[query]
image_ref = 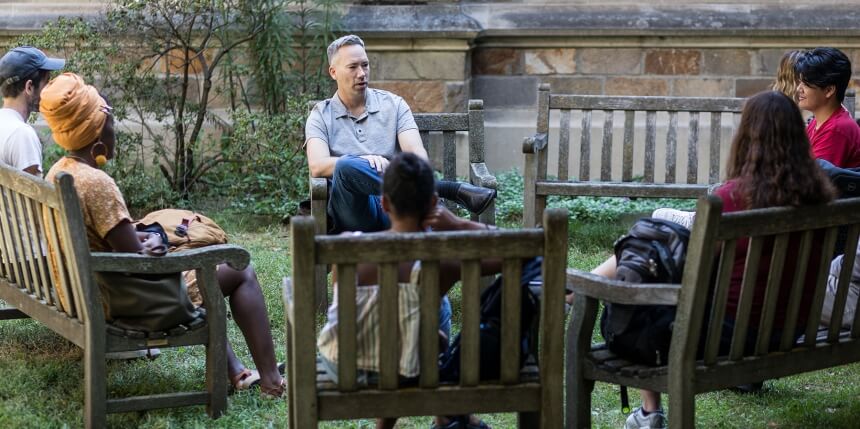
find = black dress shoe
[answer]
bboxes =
[453,183,497,215]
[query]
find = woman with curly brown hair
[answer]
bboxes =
[772,49,806,101]
[590,91,836,429]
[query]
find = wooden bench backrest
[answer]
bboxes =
[0,164,95,324]
[537,84,745,185]
[290,208,567,397]
[538,85,858,187]
[307,99,485,181]
[674,195,860,368]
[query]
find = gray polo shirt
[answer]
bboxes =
[305,88,418,159]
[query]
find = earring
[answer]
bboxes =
[91,142,108,168]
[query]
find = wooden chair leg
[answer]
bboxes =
[518,411,540,429]
[570,379,595,429]
[669,388,695,429]
[84,340,106,429]
[202,266,228,419]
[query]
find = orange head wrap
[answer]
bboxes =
[39,72,109,151]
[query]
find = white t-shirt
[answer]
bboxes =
[0,108,43,173]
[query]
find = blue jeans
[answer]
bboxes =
[328,155,390,233]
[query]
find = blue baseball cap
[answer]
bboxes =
[0,46,65,86]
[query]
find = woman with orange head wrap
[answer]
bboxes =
[42,73,285,398]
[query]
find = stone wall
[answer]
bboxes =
[5,1,860,172]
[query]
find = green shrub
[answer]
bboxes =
[494,170,698,224]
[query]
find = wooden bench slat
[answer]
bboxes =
[500,258,522,384]
[709,113,721,183]
[15,193,42,301]
[644,111,656,183]
[5,189,33,294]
[414,114,469,131]
[0,188,23,289]
[665,111,678,184]
[715,199,860,239]
[829,225,860,342]
[780,230,814,351]
[580,110,592,181]
[755,233,790,355]
[729,236,764,360]
[419,261,440,388]
[804,228,839,348]
[460,260,481,387]
[601,110,614,182]
[536,181,708,199]
[443,131,456,182]
[687,112,699,184]
[622,111,634,182]
[827,225,860,343]
[27,198,54,307]
[315,230,545,264]
[378,263,400,390]
[548,95,745,112]
[336,264,357,392]
[703,239,736,365]
[558,109,571,181]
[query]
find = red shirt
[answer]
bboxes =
[715,181,822,330]
[807,107,860,168]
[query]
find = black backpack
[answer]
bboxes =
[439,257,542,381]
[600,218,690,366]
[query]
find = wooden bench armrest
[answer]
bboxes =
[469,162,497,189]
[522,133,548,154]
[89,244,251,274]
[566,268,680,306]
[310,177,328,201]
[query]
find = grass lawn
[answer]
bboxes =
[1,211,859,428]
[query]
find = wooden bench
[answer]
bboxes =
[284,209,567,428]
[523,85,859,227]
[309,99,497,308]
[565,195,860,428]
[0,164,249,428]
[522,84,746,227]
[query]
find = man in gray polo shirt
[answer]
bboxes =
[305,34,495,233]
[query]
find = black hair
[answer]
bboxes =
[794,47,853,102]
[1,69,49,98]
[382,152,436,219]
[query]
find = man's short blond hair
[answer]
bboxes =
[327,34,365,66]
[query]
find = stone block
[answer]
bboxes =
[577,48,642,75]
[374,80,446,113]
[672,78,733,97]
[376,52,465,81]
[541,76,603,95]
[605,77,669,96]
[472,48,523,75]
[753,49,787,76]
[735,78,773,97]
[446,82,467,112]
[645,49,701,75]
[524,48,576,74]
[702,49,751,76]
[472,76,539,108]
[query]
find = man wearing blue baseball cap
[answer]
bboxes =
[0,46,64,175]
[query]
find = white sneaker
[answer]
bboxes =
[651,208,696,230]
[624,407,667,429]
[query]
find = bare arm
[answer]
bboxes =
[398,128,428,161]
[306,138,339,178]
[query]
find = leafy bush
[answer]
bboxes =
[494,170,698,225]
[17,0,339,215]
